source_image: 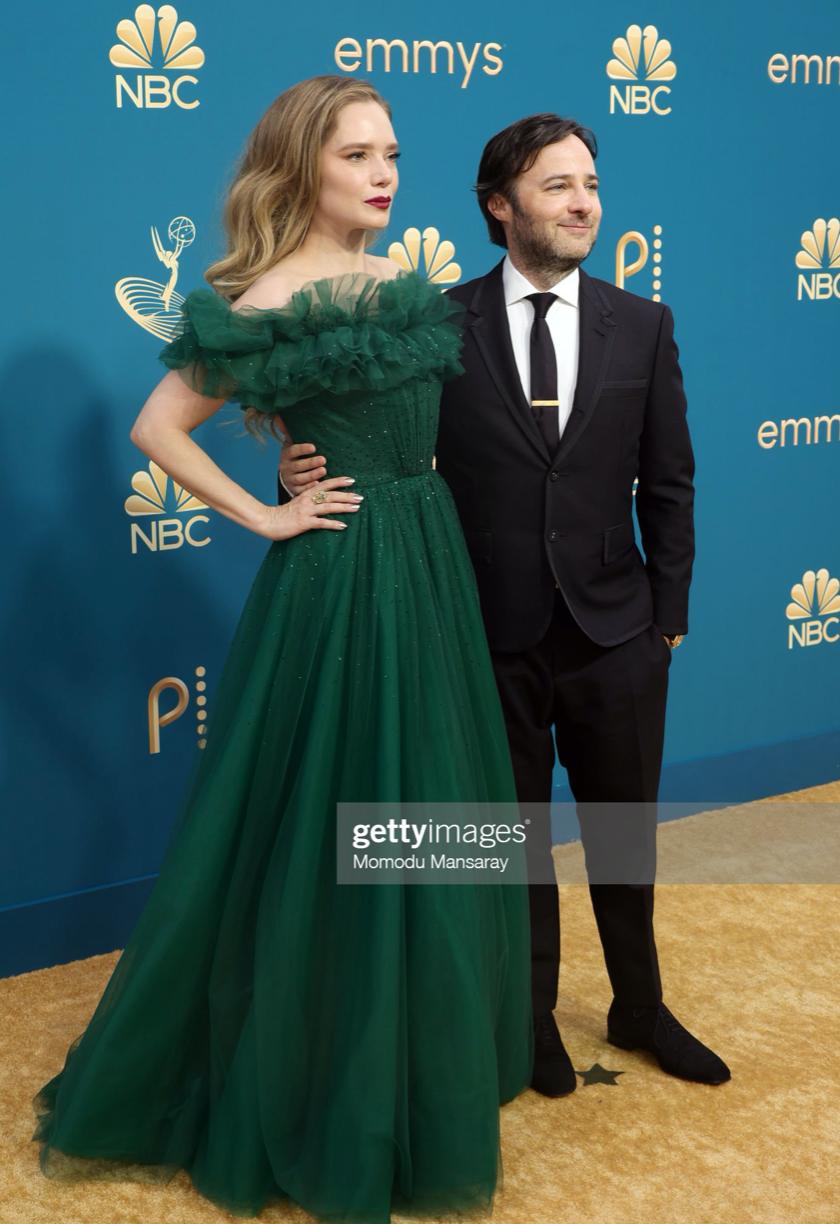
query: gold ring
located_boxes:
[311,489,327,504]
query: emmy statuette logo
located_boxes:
[110,4,204,109]
[388,227,461,284]
[148,665,208,753]
[795,218,840,301]
[786,569,840,649]
[125,460,211,554]
[116,215,197,339]
[607,24,676,116]
[615,225,663,301]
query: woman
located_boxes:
[33,75,533,1223]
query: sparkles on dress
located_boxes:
[32,269,533,1223]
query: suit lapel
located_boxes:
[464,258,551,463]
[552,268,616,464]
[464,260,617,467]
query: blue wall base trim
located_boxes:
[548,731,839,844]
[0,877,157,979]
[3,732,838,979]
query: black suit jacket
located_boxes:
[277,258,695,654]
[435,258,695,653]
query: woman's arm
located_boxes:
[129,371,360,540]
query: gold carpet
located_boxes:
[2,783,839,1224]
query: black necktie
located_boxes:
[525,292,560,454]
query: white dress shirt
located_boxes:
[279,257,582,495]
[502,254,580,441]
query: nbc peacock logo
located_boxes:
[795,218,840,301]
[615,225,663,301]
[148,665,209,753]
[607,24,676,116]
[388,227,461,284]
[125,460,211,554]
[786,568,840,649]
[109,4,204,109]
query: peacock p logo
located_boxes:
[607,24,676,116]
[125,460,211,554]
[110,4,204,109]
[388,228,461,285]
[795,218,840,301]
[615,225,664,300]
[148,665,208,753]
[786,568,840,649]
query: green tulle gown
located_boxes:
[32,269,533,1222]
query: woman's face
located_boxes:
[315,100,400,238]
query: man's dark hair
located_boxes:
[474,114,598,248]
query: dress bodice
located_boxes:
[158,270,466,483]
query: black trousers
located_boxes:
[489,588,670,1016]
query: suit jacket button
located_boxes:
[549,471,559,481]
[548,529,558,542]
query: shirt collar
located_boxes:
[503,253,580,310]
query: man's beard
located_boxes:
[509,201,596,280]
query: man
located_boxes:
[279,114,730,1096]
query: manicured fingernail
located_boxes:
[342,477,355,484]
[351,495,364,502]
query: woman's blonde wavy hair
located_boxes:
[205,75,392,440]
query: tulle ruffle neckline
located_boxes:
[158,269,466,413]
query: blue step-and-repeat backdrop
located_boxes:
[2,1,838,975]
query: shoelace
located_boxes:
[630,1005,719,1068]
[655,1005,695,1047]
[632,1004,678,1028]
[631,1004,685,1038]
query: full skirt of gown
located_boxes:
[32,270,534,1222]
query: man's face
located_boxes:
[489,134,602,276]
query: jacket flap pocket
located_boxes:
[602,521,635,564]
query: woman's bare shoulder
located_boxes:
[231,256,401,313]
[369,255,402,281]
[231,268,302,314]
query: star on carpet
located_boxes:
[576,1062,625,1086]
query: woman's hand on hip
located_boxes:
[255,477,363,540]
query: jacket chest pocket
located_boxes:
[600,378,649,399]
[598,380,648,449]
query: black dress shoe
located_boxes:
[530,1012,577,1097]
[607,1000,731,1085]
